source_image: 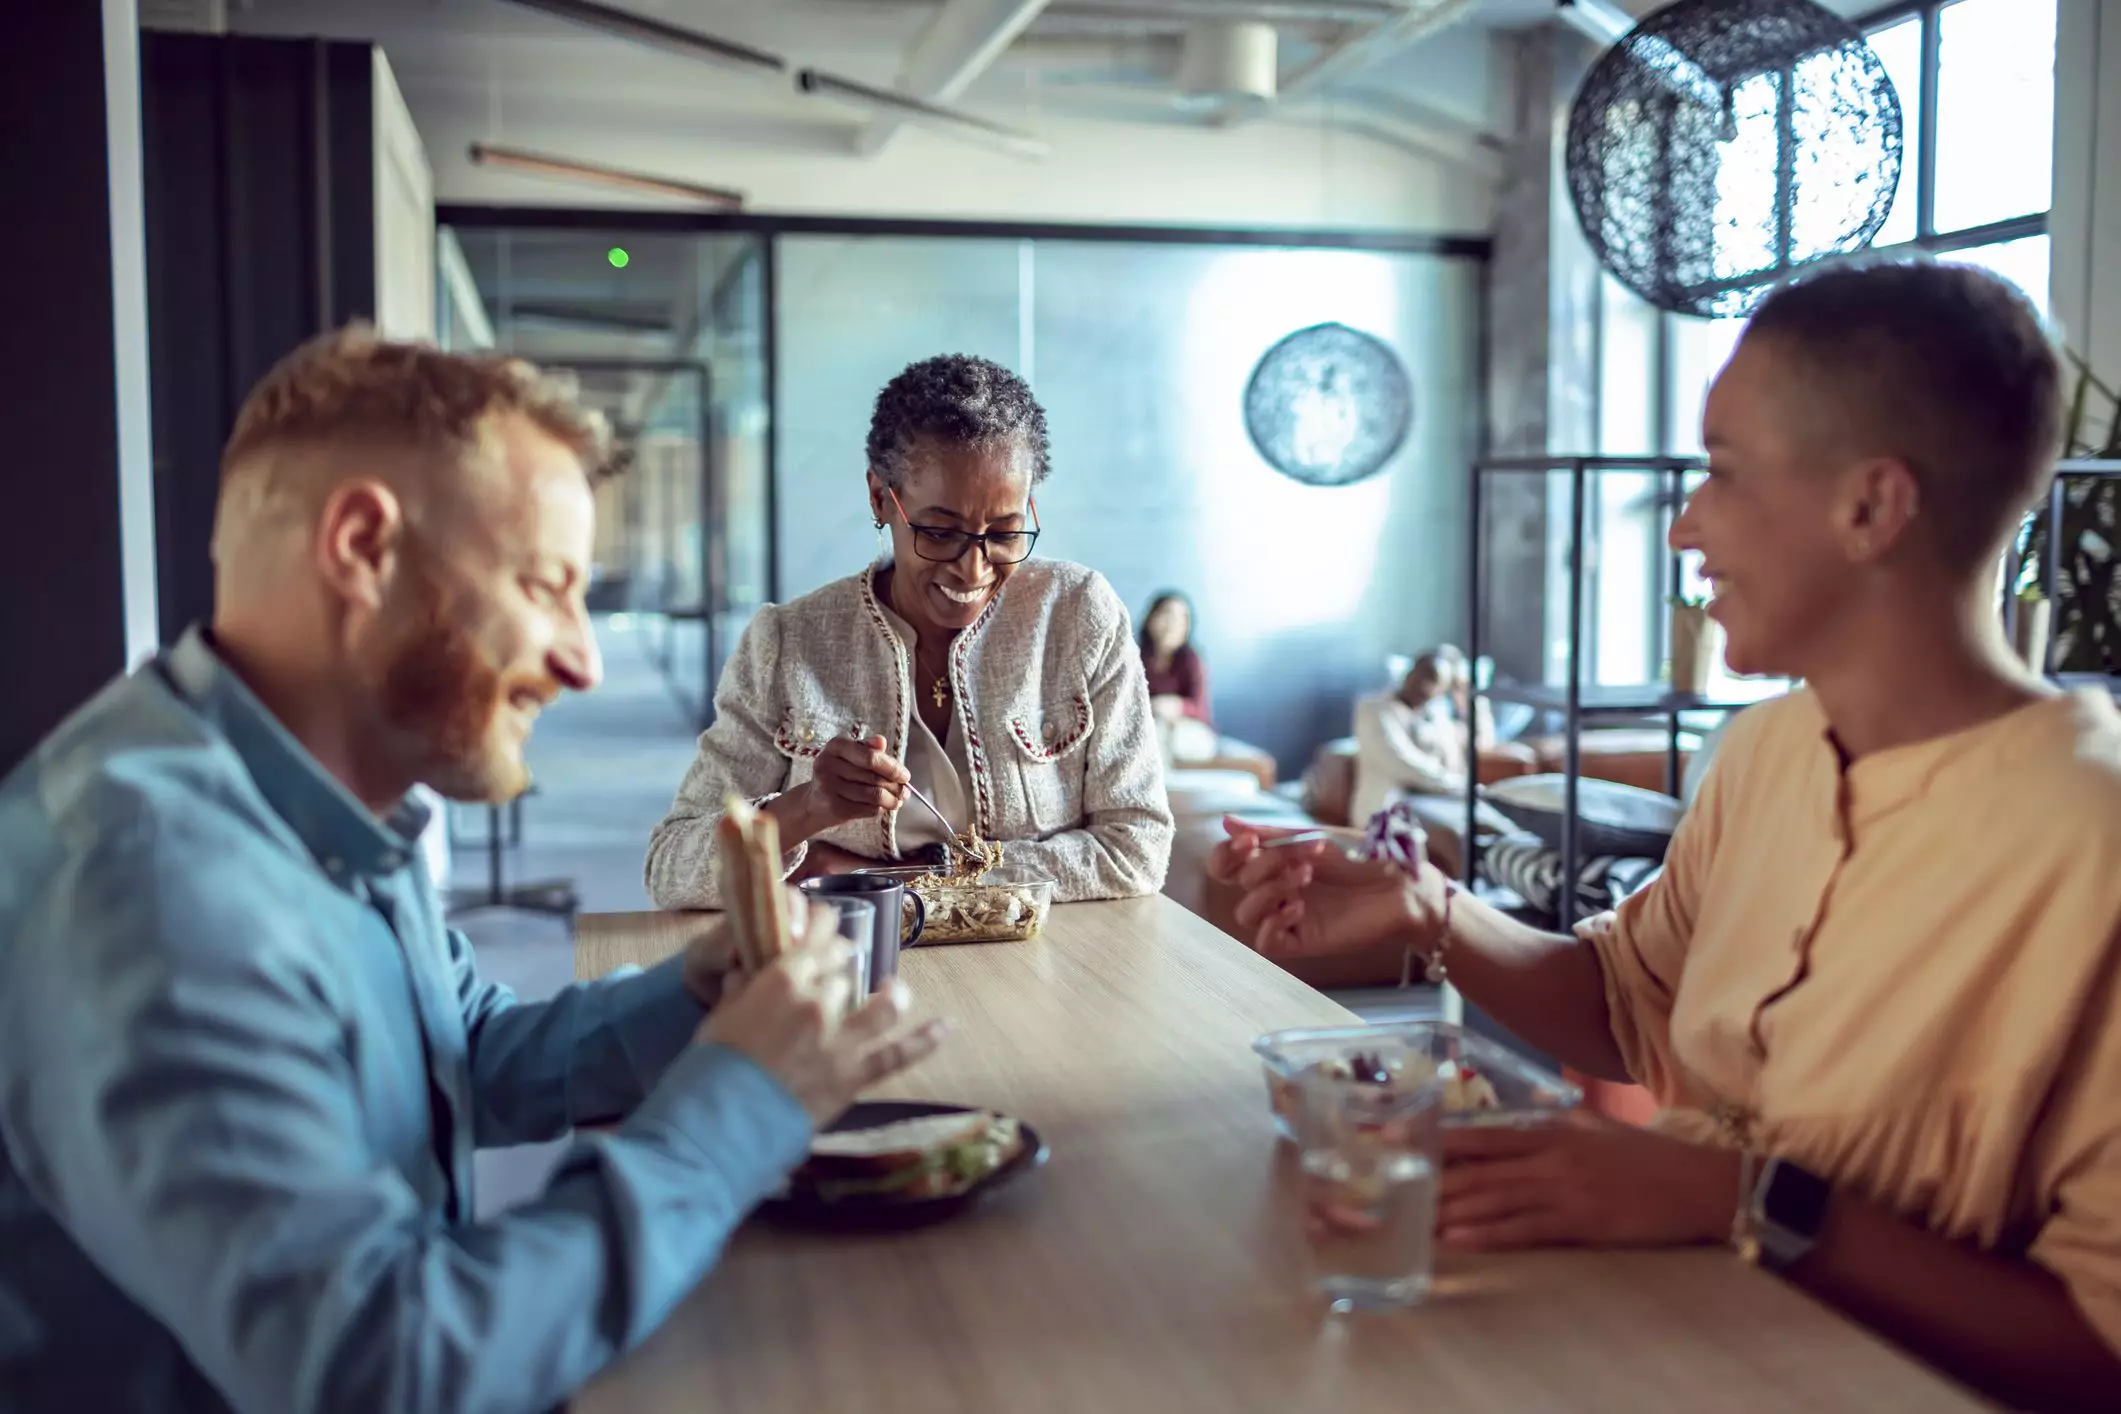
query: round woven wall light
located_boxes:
[1565,0,1904,318]
[1243,323,1413,488]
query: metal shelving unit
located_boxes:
[1465,453,1758,927]
[2026,459,2121,685]
[1467,456,2121,927]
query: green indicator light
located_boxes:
[607,247,630,269]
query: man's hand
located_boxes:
[1437,1112,1739,1251]
[1208,816,1443,958]
[699,903,946,1126]
[680,916,743,1007]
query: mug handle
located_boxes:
[901,887,927,947]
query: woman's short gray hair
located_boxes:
[866,354,1051,489]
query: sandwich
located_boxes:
[791,1110,1025,1203]
[717,795,791,971]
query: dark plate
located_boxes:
[760,1100,1048,1233]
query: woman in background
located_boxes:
[1140,592,1211,726]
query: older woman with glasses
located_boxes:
[645,354,1174,908]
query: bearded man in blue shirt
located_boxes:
[0,327,945,1413]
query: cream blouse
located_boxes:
[876,601,972,851]
[1580,687,2121,1356]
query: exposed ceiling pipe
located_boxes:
[797,68,1051,158]
[1553,0,1634,44]
[495,0,786,75]
[857,0,1053,158]
[468,142,747,206]
[1049,0,1402,21]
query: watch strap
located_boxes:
[1748,1156,1831,1272]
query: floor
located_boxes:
[453,614,1438,1213]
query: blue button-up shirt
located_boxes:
[0,628,810,1413]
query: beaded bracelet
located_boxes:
[1364,803,1456,988]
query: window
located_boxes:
[1577,2,2057,692]
[1864,16,1923,248]
[1933,0,2057,236]
[1592,275,1662,686]
[1661,0,2058,435]
[1584,0,2057,697]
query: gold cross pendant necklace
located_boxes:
[932,677,949,710]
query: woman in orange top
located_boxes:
[1216,264,2121,1411]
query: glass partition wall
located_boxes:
[441,216,1483,769]
[441,227,769,728]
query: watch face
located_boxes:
[1761,1160,1832,1239]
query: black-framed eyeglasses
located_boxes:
[888,488,1042,565]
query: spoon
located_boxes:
[846,723,989,873]
[901,781,989,872]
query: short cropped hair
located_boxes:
[221,325,611,488]
[1740,261,2063,566]
[865,354,1050,489]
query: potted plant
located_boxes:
[2010,351,2121,677]
[1667,593,1721,695]
[2011,583,2052,674]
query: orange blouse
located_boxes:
[1580,687,2121,1355]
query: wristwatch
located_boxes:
[1745,1156,1832,1272]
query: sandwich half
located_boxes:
[791,1110,1025,1203]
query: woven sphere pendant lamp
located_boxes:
[1565,0,1904,318]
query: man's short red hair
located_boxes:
[221,325,610,485]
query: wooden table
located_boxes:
[573,897,1984,1414]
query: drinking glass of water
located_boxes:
[809,896,874,1020]
[1288,1048,1446,1312]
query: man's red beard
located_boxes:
[378,561,555,802]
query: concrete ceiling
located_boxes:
[222,0,1889,180]
[221,0,1545,171]
[225,0,1890,376]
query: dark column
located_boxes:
[1,2,158,777]
[141,32,378,639]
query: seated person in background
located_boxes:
[0,329,943,1413]
[646,355,1173,907]
[1141,591,1211,725]
[1353,647,1507,823]
[1140,590,1219,765]
[1213,263,2121,1410]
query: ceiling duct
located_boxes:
[496,0,787,76]
[1174,20,1278,112]
[797,68,1051,158]
[1554,0,1635,44]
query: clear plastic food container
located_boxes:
[913,867,1054,944]
[1252,1020,1581,1142]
